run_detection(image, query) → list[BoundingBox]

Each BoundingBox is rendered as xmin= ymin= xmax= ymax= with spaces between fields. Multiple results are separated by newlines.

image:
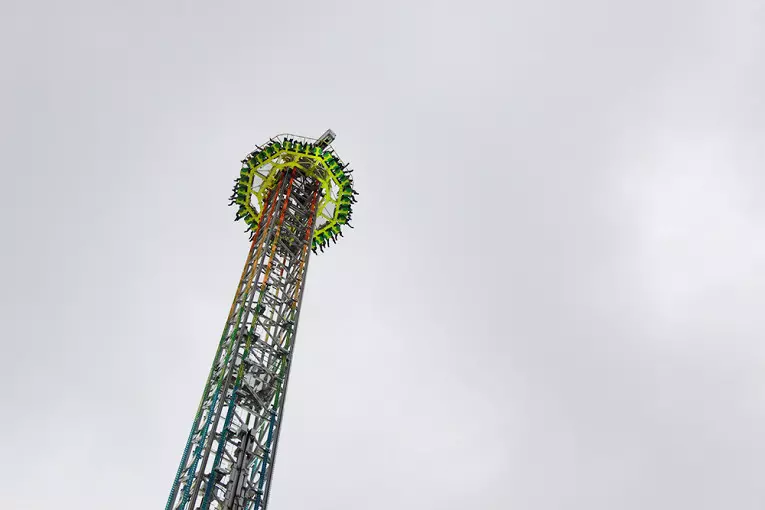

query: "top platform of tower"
xmin=228 ymin=129 xmax=357 ymax=253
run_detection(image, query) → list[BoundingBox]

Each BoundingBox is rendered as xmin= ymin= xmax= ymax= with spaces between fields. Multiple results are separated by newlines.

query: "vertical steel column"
xmin=166 ymin=168 xmax=321 ymax=510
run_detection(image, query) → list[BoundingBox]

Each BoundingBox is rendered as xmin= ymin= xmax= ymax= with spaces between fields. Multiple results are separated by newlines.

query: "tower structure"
xmin=165 ymin=129 xmax=356 ymax=510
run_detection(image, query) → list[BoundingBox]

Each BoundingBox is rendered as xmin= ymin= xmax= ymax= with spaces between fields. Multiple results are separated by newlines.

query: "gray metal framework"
xmin=166 ymin=168 xmax=320 ymax=510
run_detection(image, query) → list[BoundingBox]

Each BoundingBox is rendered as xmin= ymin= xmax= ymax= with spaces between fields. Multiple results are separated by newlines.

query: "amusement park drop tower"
xmin=165 ymin=129 xmax=357 ymax=510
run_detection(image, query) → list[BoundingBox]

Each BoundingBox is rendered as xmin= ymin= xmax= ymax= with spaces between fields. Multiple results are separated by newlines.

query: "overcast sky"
xmin=1 ymin=1 xmax=764 ymax=509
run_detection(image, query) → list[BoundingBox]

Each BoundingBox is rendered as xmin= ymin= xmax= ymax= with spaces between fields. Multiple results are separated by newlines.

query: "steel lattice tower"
xmin=165 ymin=130 xmax=356 ymax=510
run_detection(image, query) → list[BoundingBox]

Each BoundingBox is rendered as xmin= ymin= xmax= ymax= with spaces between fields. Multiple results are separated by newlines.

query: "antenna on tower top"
xmin=315 ymin=128 xmax=336 ymax=149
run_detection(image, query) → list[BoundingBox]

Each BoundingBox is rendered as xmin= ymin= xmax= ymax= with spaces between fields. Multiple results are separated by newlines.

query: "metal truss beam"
xmin=166 ymin=168 xmax=320 ymax=510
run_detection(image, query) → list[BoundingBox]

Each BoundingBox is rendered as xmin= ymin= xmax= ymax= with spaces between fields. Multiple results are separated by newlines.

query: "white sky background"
xmin=1 ymin=0 xmax=764 ymax=508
